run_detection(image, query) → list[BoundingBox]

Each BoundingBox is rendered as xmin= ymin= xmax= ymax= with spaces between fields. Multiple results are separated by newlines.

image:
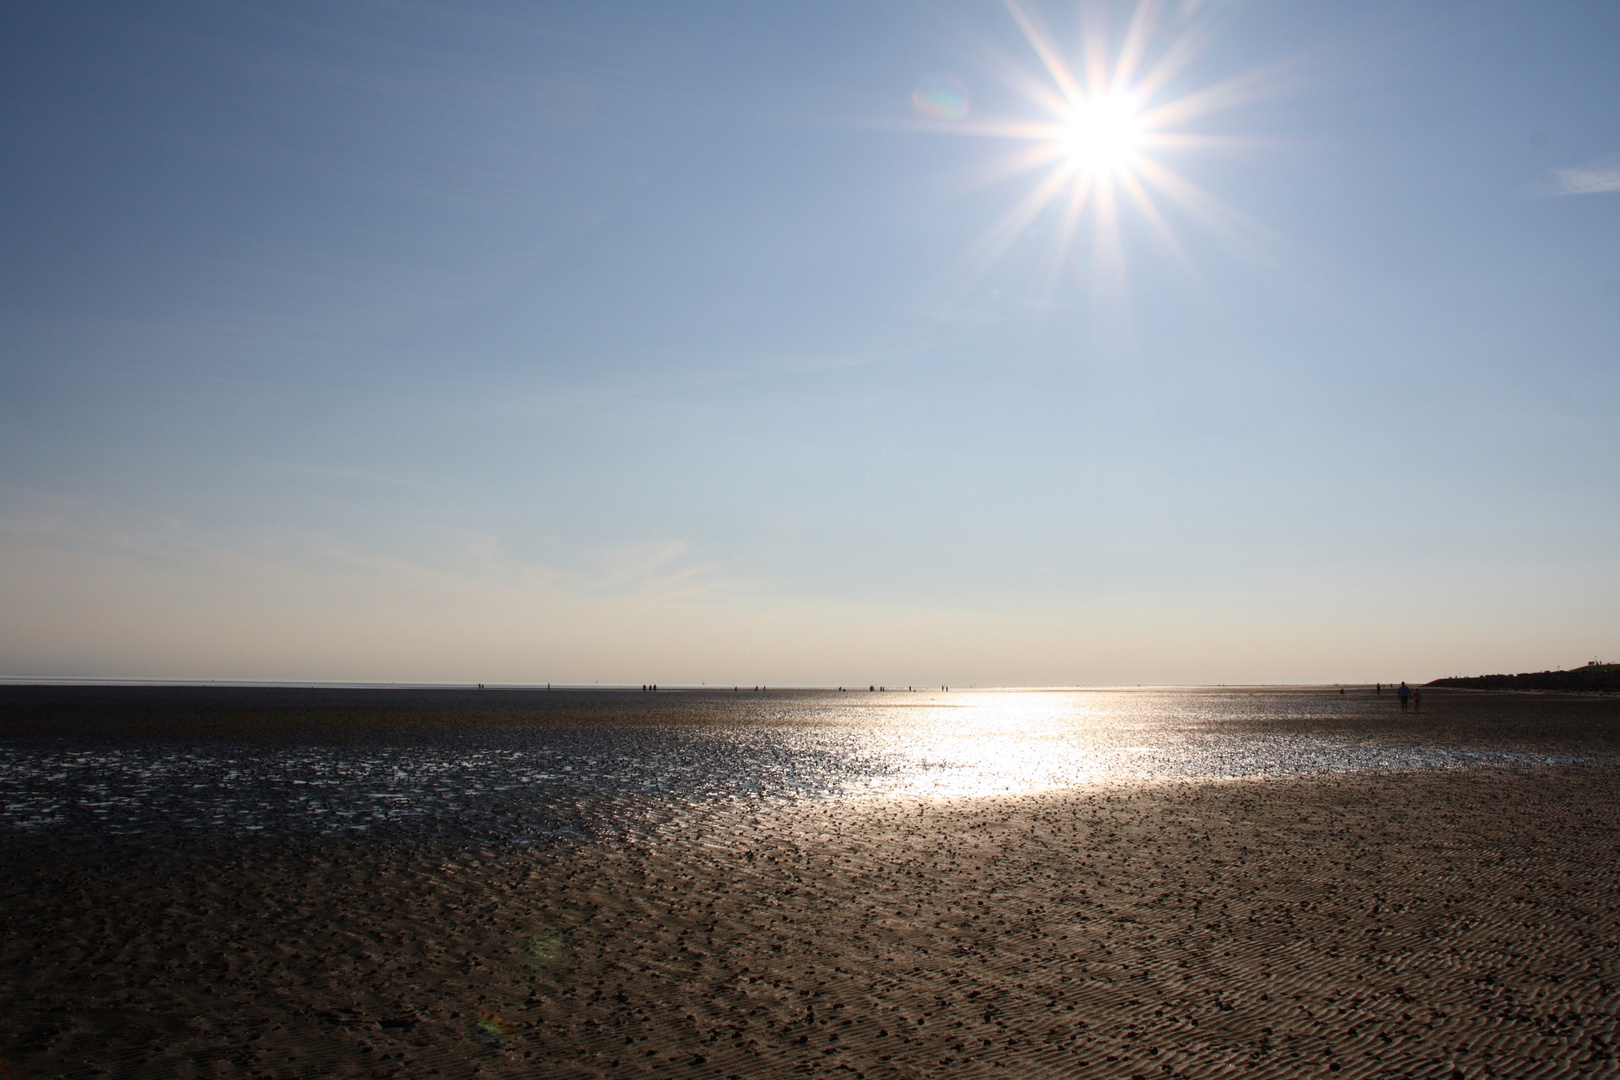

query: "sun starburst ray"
xmin=1109 ymin=0 xmax=1161 ymax=95
xmin=909 ymin=118 xmax=1067 ymax=140
xmin=953 ymin=166 xmax=1082 ymax=294
xmin=1137 ymin=58 xmax=1297 ymax=129
xmin=1003 ymin=0 xmax=1085 ymax=106
xmin=1128 ymin=18 xmax=1218 ymax=101
xmin=1036 ymin=177 xmax=1097 ymax=303
xmin=1128 ymin=156 xmax=1275 ymax=265
xmin=1075 ymin=4 xmax=1112 ymax=101
xmin=958 ymin=143 xmax=1076 ymax=195
xmin=1136 ymin=132 xmax=1267 ymax=151
xmin=1116 ymin=169 xmax=1200 ymax=280
xmin=915 ymin=0 xmax=1285 ymax=317
xmin=969 ymin=39 xmax=1076 ymax=116
xmin=1089 ymin=179 xmax=1131 ymax=314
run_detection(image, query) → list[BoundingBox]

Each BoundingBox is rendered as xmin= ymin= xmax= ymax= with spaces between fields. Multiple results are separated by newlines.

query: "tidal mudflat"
xmin=2 ymin=686 xmax=1618 ymax=1078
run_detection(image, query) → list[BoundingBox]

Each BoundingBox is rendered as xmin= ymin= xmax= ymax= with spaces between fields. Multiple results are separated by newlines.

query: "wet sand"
xmin=5 ymin=764 xmax=1620 ymax=1079
xmin=5 ymin=684 xmax=1620 ymax=751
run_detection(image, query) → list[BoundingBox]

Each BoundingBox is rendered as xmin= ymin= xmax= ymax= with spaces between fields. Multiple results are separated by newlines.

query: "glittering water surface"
xmin=0 ymin=689 xmax=1604 ymax=842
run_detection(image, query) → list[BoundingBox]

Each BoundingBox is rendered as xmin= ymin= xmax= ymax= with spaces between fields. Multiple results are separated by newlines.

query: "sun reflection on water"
xmin=874 ymin=692 xmax=1114 ymax=798
xmin=0 ymin=689 xmax=1601 ymax=844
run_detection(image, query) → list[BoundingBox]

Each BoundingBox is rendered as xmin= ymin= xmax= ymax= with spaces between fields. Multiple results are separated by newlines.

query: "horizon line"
xmin=0 ymin=677 xmax=1426 ymax=691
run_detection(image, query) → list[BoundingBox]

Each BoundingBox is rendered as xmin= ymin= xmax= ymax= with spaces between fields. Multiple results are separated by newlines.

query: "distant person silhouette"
xmin=1398 ymin=681 xmax=1410 ymax=711
xmin=1413 ymin=688 xmax=1422 ymax=712
xmin=1376 ymin=682 xmax=1382 ymax=695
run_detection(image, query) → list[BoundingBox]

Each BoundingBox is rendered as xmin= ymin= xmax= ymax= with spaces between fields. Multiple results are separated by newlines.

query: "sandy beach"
xmin=5 ymin=752 xmax=1619 ymax=1078
xmin=8 ymin=2 xmax=1618 ymax=1076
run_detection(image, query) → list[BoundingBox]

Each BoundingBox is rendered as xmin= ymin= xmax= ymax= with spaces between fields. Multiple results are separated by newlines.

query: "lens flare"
xmin=524 ymin=927 xmax=567 ymax=967
xmin=912 ymin=73 xmax=970 ymax=121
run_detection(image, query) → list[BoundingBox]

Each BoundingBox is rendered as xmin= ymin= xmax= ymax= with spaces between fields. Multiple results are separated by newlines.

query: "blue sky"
xmin=2 ymin=1 xmax=1617 ymax=685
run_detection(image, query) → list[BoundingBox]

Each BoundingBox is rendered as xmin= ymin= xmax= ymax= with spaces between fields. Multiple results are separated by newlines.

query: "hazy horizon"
xmin=0 ymin=679 xmax=1459 ymax=689
xmin=3 ymin=1 xmax=1617 ymax=685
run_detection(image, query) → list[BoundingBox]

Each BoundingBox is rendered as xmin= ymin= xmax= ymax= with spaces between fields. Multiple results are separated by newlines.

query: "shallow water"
xmin=0 ymin=688 xmax=1609 ymax=843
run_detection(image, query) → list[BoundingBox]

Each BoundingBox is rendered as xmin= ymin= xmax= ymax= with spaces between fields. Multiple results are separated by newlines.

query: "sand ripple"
xmin=3 ymin=770 xmax=1620 ymax=1078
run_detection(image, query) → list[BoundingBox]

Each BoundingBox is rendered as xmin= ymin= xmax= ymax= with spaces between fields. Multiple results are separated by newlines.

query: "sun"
xmin=910 ymin=0 xmax=1277 ymax=299
xmin=1058 ymin=93 xmax=1143 ymax=177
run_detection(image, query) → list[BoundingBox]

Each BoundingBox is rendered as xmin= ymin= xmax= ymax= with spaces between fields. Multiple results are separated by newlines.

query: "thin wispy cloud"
xmin=1535 ymin=153 xmax=1620 ymax=197
xmin=289 ymin=464 xmax=431 ymax=488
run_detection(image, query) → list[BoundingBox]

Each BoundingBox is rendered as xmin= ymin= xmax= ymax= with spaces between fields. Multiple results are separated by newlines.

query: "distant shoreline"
xmin=1428 ymin=664 xmax=1619 ymax=694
